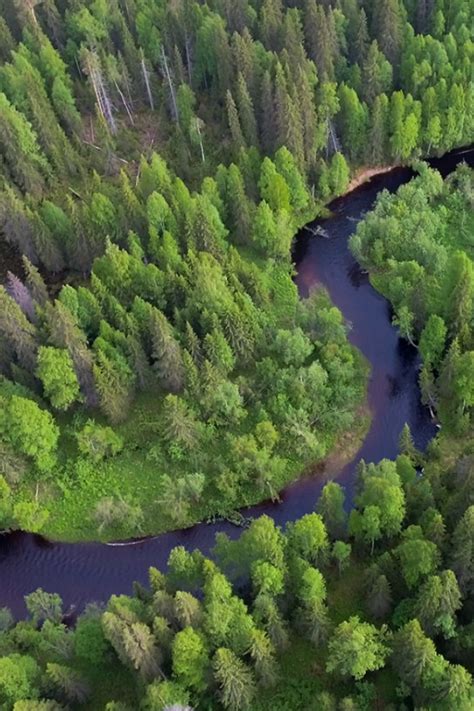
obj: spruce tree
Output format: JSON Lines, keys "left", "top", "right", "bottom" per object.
{"left": 235, "top": 74, "right": 258, "bottom": 148}
{"left": 226, "top": 90, "right": 245, "bottom": 153}
{"left": 213, "top": 647, "right": 256, "bottom": 711}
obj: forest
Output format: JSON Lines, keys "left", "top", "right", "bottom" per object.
{"left": 0, "top": 0, "right": 473, "bottom": 708}
{"left": 0, "top": 431, "right": 472, "bottom": 710}
{"left": 0, "top": 0, "right": 472, "bottom": 539}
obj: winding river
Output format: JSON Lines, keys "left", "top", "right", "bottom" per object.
{"left": 0, "top": 148, "right": 473, "bottom": 618}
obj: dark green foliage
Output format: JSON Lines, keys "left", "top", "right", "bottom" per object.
{"left": 0, "top": 426, "right": 473, "bottom": 707}
{"left": 0, "top": 5, "right": 473, "bottom": 707}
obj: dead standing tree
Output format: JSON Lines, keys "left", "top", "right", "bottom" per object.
{"left": 81, "top": 49, "right": 118, "bottom": 135}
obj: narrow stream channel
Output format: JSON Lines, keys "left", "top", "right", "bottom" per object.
{"left": 0, "top": 148, "right": 472, "bottom": 618}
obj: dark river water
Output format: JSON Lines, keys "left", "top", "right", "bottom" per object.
{"left": 1, "top": 147, "right": 473, "bottom": 618}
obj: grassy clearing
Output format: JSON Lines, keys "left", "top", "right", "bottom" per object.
{"left": 16, "top": 366, "right": 370, "bottom": 542}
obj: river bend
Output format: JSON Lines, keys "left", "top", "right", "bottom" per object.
{"left": 0, "top": 148, "right": 472, "bottom": 617}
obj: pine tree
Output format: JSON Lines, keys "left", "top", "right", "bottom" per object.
{"left": 226, "top": 90, "right": 245, "bottom": 153}
{"left": 150, "top": 308, "right": 185, "bottom": 393}
{"left": 443, "top": 251, "right": 474, "bottom": 338}
{"left": 226, "top": 164, "right": 252, "bottom": 245}
{"left": 259, "top": 70, "right": 275, "bottom": 154}
{"left": 249, "top": 628, "right": 277, "bottom": 687}
{"left": 362, "top": 41, "right": 393, "bottom": 104}
{"left": 162, "top": 394, "right": 199, "bottom": 451}
{"left": 367, "top": 574, "right": 392, "bottom": 619}
{"left": 0, "top": 17, "right": 14, "bottom": 63}
{"left": 259, "top": 158, "right": 291, "bottom": 212}
{"left": 232, "top": 29, "right": 259, "bottom": 101}
{"left": 253, "top": 593, "right": 288, "bottom": 651}
{"left": 283, "top": 8, "right": 307, "bottom": 75}
{"left": 45, "top": 301, "right": 98, "bottom": 408}
{"left": 304, "top": 1, "right": 334, "bottom": 80}
{"left": 373, "top": 0, "right": 404, "bottom": 69}
{"left": 260, "top": 0, "right": 283, "bottom": 52}
{"left": 174, "top": 591, "right": 203, "bottom": 629}
{"left": 450, "top": 506, "right": 474, "bottom": 597}
{"left": 0, "top": 91, "right": 49, "bottom": 195}
{"left": 354, "top": 8, "right": 370, "bottom": 65}
{"left": 399, "top": 423, "right": 417, "bottom": 460}
{"left": 6, "top": 272, "right": 35, "bottom": 323}
{"left": 274, "top": 146, "right": 310, "bottom": 213}
{"left": 93, "top": 346, "right": 134, "bottom": 423}
{"left": 172, "top": 627, "right": 209, "bottom": 692}
{"left": 0, "top": 286, "right": 38, "bottom": 372}
{"left": 317, "top": 482, "right": 347, "bottom": 539}
{"left": 213, "top": 647, "right": 256, "bottom": 711}
{"left": 36, "top": 346, "right": 81, "bottom": 411}
{"left": 235, "top": 74, "right": 258, "bottom": 148}
{"left": 273, "top": 62, "right": 291, "bottom": 152}
{"left": 122, "top": 621, "right": 160, "bottom": 679}
{"left": 415, "top": 570, "right": 461, "bottom": 639}
{"left": 392, "top": 619, "right": 437, "bottom": 689}
{"left": 46, "top": 663, "right": 90, "bottom": 704}
{"left": 367, "top": 93, "right": 389, "bottom": 165}
{"left": 295, "top": 65, "right": 317, "bottom": 170}
{"left": 22, "top": 258, "right": 48, "bottom": 308}
{"left": 5, "top": 52, "right": 79, "bottom": 176}
{"left": 328, "top": 152, "right": 350, "bottom": 196}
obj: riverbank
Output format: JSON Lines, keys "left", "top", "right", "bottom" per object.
{"left": 345, "top": 164, "right": 398, "bottom": 194}
{"left": 0, "top": 156, "right": 443, "bottom": 617}
{"left": 3, "top": 148, "right": 470, "bottom": 546}
{"left": 24, "top": 342, "right": 370, "bottom": 543}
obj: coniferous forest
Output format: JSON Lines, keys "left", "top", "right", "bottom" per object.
{"left": 0, "top": 0, "right": 473, "bottom": 709}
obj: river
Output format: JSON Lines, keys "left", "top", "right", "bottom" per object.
{"left": 0, "top": 148, "right": 472, "bottom": 618}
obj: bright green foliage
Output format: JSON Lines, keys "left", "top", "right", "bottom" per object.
{"left": 25, "top": 588, "right": 62, "bottom": 624}
{"left": 76, "top": 420, "right": 123, "bottom": 462}
{"left": 36, "top": 346, "right": 80, "bottom": 410}
{"left": 258, "top": 158, "right": 291, "bottom": 212}
{"left": 172, "top": 628, "right": 209, "bottom": 693}
{"left": 332, "top": 541, "right": 351, "bottom": 573}
{"left": 317, "top": 482, "right": 347, "bottom": 539}
{"left": 326, "top": 616, "right": 389, "bottom": 680}
{"left": 414, "top": 570, "right": 461, "bottom": 639}
{"left": 0, "top": 654, "right": 41, "bottom": 706}
{"left": 0, "top": 16, "right": 471, "bottom": 711}
{"left": 287, "top": 513, "right": 329, "bottom": 566}
{"left": 419, "top": 315, "right": 447, "bottom": 369}
{"left": 395, "top": 525, "right": 441, "bottom": 588}
{"left": 328, "top": 153, "right": 350, "bottom": 196}
{"left": 0, "top": 396, "right": 59, "bottom": 472}
{"left": 350, "top": 460, "right": 405, "bottom": 549}
{"left": 351, "top": 165, "right": 474, "bottom": 429}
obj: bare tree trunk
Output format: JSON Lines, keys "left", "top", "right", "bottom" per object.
{"left": 114, "top": 80, "right": 135, "bottom": 124}
{"left": 82, "top": 51, "right": 117, "bottom": 134}
{"left": 96, "top": 69, "right": 117, "bottom": 134}
{"left": 160, "top": 46, "right": 179, "bottom": 121}
{"left": 195, "top": 119, "right": 205, "bottom": 163}
{"left": 328, "top": 119, "right": 341, "bottom": 155}
{"left": 140, "top": 49, "right": 154, "bottom": 111}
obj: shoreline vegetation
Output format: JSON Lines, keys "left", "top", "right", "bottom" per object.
{"left": 0, "top": 151, "right": 466, "bottom": 545}
{"left": 0, "top": 1, "right": 473, "bottom": 708}
{"left": 0, "top": 0, "right": 472, "bottom": 549}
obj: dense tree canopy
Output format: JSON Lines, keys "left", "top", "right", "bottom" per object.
{"left": 0, "top": 440, "right": 471, "bottom": 708}
{"left": 0, "top": 1, "right": 473, "bottom": 708}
